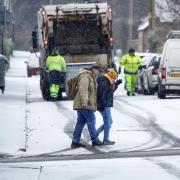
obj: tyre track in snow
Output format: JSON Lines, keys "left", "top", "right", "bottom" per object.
{"left": 114, "top": 97, "right": 180, "bottom": 151}
{"left": 2, "top": 149, "right": 180, "bottom": 163}
{"left": 26, "top": 99, "right": 104, "bottom": 157}
{"left": 5, "top": 96, "right": 180, "bottom": 167}
{"left": 15, "top": 97, "right": 104, "bottom": 160}
{"left": 114, "top": 97, "right": 180, "bottom": 179}
{"left": 2, "top": 99, "right": 180, "bottom": 167}
{"left": 55, "top": 101, "right": 105, "bottom": 154}
{"left": 145, "top": 157, "right": 180, "bottom": 179}
{"left": 114, "top": 100, "right": 171, "bottom": 151}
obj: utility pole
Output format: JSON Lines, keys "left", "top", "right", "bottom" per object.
{"left": 149, "top": 0, "right": 155, "bottom": 30}
{"left": 127, "top": 0, "right": 133, "bottom": 50}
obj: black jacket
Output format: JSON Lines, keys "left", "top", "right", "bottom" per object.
{"left": 97, "top": 76, "right": 119, "bottom": 110}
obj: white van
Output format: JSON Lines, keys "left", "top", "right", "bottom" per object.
{"left": 157, "top": 39, "right": 180, "bottom": 99}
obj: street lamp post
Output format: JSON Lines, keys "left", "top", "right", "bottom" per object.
{"left": 0, "top": 5, "right": 5, "bottom": 55}
{"left": 1, "top": 29, "right": 4, "bottom": 54}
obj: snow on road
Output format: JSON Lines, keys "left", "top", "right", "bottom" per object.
{"left": 0, "top": 53, "right": 27, "bottom": 154}
{"left": 1, "top": 51, "right": 180, "bottom": 179}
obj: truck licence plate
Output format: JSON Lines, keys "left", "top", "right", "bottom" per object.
{"left": 170, "top": 73, "right": 180, "bottom": 77}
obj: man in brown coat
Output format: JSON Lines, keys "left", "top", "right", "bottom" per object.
{"left": 71, "top": 64, "right": 103, "bottom": 148}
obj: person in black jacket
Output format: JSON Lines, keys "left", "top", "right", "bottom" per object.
{"left": 97, "top": 68, "right": 122, "bottom": 145}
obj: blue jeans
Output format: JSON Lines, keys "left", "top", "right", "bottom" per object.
{"left": 97, "top": 107, "right": 112, "bottom": 141}
{"left": 72, "top": 109, "right": 98, "bottom": 142}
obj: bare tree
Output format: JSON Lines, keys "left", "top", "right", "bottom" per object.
{"left": 156, "top": 0, "right": 180, "bottom": 20}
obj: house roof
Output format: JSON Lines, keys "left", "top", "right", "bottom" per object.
{"left": 138, "top": 19, "right": 149, "bottom": 31}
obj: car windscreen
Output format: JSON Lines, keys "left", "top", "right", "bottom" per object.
{"left": 167, "top": 48, "right": 180, "bottom": 67}
{"left": 142, "top": 56, "right": 154, "bottom": 66}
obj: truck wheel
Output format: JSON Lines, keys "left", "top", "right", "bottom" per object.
{"left": 42, "top": 87, "right": 51, "bottom": 100}
{"left": 57, "top": 91, "right": 62, "bottom": 100}
{"left": 27, "top": 73, "right": 32, "bottom": 77}
{"left": 158, "top": 84, "right": 166, "bottom": 99}
{"left": 149, "top": 88, "right": 154, "bottom": 95}
{"left": 144, "top": 89, "right": 149, "bottom": 95}
{"left": 41, "top": 80, "right": 51, "bottom": 101}
{"left": 0, "top": 86, "right": 5, "bottom": 94}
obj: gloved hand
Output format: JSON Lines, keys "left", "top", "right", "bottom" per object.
{"left": 138, "top": 65, "right": 143, "bottom": 70}
{"left": 118, "top": 67, "right": 121, "bottom": 74}
{"left": 100, "top": 106, "right": 105, "bottom": 112}
{"left": 116, "top": 79, "right": 122, "bottom": 86}
{"left": 139, "top": 65, "right": 146, "bottom": 70}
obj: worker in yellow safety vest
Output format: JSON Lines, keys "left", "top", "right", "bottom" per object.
{"left": 118, "top": 49, "right": 143, "bottom": 96}
{"left": 45, "top": 48, "right": 67, "bottom": 100}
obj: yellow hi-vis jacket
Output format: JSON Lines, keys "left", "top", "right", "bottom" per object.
{"left": 119, "top": 54, "right": 143, "bottom": 74}
{"left": 45, "top": 55, "right": 67, "bottom": 72}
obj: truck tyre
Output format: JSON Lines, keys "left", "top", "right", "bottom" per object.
{"left": 27, "top": 72, "right": 32, "bottom": 77}
{"left": 41, "top": 79, "right": 51, "bottom": 101}
{"left": 158, "top": 84, "right": 166, "bottom": 99}
{"left": 144, "top": 89, "right": 149, "bottom": 95}
{"left": 57, "top": 90, "right": 62, "bottom": 100}
{"left": 149, "top": 88, "right": 154, "bottom": 95}
{"left": 0, "top": 86, "right": 5, "bottom": 94}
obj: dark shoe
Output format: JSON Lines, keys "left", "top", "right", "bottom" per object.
{"left": 92, "top": 139, "right": 103, "bottom": 146}
{"left": 132, "top": 93, "right": 136, "bottom": 96}
{"left": 127, "top": 92, "right": 130, "bottom": 96}
{"left": 71, "top": 141, "right": 86, "bottom": 148}
{"left": 103, "top": 139, "right": 115, "bottom": 145}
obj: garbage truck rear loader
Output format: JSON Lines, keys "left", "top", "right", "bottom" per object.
{"left": 32, "top": 2, "right": 114, "bottom": 100}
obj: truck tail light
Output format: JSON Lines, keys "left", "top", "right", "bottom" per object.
{"left": 109, "top": 37, "right": 113, "bottom": 43}
{"left": 41, "top": 9, "right": 46, "bottom": 16}
{"left": 152, "top": 68, "right": 157, "bottom": 75}
{"left": 43, "top": 40, "right": 48, "bottom": 45}
{"left": 108, "top": 7, "right": 112, "bottom": 13}
{"left": 162, "top": 67, "right": 166, "bottom": 79}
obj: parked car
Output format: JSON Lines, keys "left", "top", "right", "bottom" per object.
{"left": 0, "top": 54, "right": 9, "bottom": 93}
{"left": 135, "top": 52, "right": 153, "bottom": 59}
{"left": 145, "top": 55, "right": 161, "bottom": 94}
{"left": 157, "top": 39, "right": 180, "bottom": 99}
{"left": 136, "top": 53, "right": 158, "bottom": 94}
{"left": 26, "top": 52, "right": 40, "bottom": 77}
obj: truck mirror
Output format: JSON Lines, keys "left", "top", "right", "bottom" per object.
{"left": 32, "top": 31, "right": 38, "bottom": 50}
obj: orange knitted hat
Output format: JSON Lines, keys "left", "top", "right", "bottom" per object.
{"left": 107, "top": 68, "right": 118, "bottom": 79}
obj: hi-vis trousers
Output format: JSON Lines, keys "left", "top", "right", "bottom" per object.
{"left": 125, "top": 73, "right": 137, "bottom": 94}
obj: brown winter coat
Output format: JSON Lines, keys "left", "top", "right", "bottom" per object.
{"left": 73, "top": 70, "right": 97, "bottom": 111}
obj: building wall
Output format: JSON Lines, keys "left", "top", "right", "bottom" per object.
{"left": 138, "top": 31, "right": 143, "bottom": 52}
{"left": 138, "top": 28, "right": 149, "bottom": 52}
